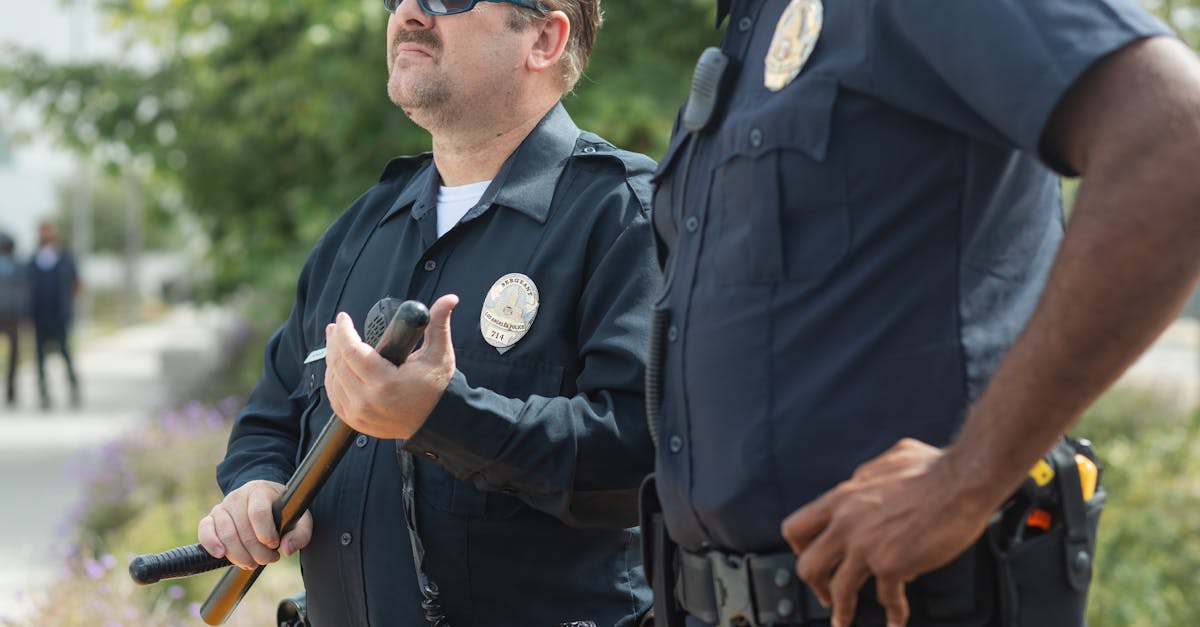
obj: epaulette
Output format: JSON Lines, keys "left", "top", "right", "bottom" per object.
{"left": 572, "top": 133, "right": 657, "bottom": 180}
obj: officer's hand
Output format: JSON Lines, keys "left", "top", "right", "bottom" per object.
{"left": 326, "top": 294, "right": 459, "bottom": 440}
{"left": 197, "top": 480, "right": 314, "bottom": 570}
{"left": 780, "top": 439, "right": 995, "bottom": 627}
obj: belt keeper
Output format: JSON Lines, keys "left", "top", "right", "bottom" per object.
{"left": 708, "top": 552, "right": 756, "bottom": 626}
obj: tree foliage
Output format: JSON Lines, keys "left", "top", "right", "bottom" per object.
{"left": 0, "top": 0, "right": 716, "bottom": 310}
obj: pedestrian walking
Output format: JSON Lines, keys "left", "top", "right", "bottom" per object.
{"left": 29, "top": 221, "right": 81, "bottom": 409}
{"left": 0, "top": 232, "right": 27, "bottom": 407}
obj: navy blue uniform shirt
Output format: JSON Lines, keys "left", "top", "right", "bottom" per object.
{"left": 651, "top": 0, "right": 1169, "bottom": 588}
{"left": 219, "top": 103, "right": 657, "bottom": 627}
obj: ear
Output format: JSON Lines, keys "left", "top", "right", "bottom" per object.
{"left": 526, "top": 10, "right": 570, "bottom": 74}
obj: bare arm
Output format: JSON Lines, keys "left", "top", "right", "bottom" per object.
{"left": 948, "top": 35, "right": 1200, "bottom": 521}
{"left": 783, "top": 36, "right": 1200, "bottom": 627}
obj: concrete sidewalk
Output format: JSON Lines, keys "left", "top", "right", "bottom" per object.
{"left": 1120, "top": 317, "right": 1200, "bottom": 410}
{"left": 0, "top": 306, "right": 229, "bottom": 619}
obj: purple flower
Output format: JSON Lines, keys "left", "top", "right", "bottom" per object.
{"left": 188, "top": 602, "right": 202, "bottom": 617}
{"left": 100, "top": 553, "right": 117, "bottom": 570}
{"left": 168, "top": 584, "right": 185, "bottom": 600}
{"left": 83, "top": 557, "right": 106, "bottom": 580}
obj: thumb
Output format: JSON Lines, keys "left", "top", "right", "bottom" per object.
{"left": 421, "top": 294, "right": 459, "bottom": 359}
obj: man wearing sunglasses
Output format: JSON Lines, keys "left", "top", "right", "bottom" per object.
{"left": 199, "top": 1, "right": 656, "bottom": 625}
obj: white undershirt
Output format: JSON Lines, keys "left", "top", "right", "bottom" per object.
{"left": 436, "top": 180, "right": 492, "bottom": 238}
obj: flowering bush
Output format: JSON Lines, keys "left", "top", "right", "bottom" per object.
{"left": 3, "top": 399, "right": 301, "bottom": 627}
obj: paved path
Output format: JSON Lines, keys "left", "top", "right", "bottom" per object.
{"left": 0, "top": 306, "right": 227, "bottom": 619}
{"left": 1121, "top": 317, "right": 1200, "bottom": 410}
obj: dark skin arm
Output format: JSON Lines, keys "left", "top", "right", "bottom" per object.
{"left": 781, "top": 36, "right": 1200, "bottom": 627}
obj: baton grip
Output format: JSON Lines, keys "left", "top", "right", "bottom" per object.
{"left": 129, "top": 543, "right": 230, "bottom": 585}
{"left": 200, "top": 299, "right": 430, "bottom": 625}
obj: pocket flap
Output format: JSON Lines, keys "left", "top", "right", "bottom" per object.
{"left": 721, "top": 74, "right": 837, "bottom": 163}
{"left": 288, "top": 359, "right": 327, "bottom": 401}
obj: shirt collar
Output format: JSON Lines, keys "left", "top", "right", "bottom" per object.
{"left": 385, "top": 102, "right": 580, "bottom": 225}
{"left": 717, "top": 0, "right": 731, "bottom": 27}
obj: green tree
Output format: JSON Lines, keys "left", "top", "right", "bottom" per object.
{"left": 53, "top": 169, "right": 184, "bottom": 254}
{"left": 1, "top": 0, "right": 716, "bottom": 316}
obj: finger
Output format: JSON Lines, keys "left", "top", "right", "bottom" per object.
{"left": 246, "top": 486, "right": 280, "bottom": 549}
{"left": 281, "top": 511, "right": 314, "bottom": 557}
{"left": 782, "top": 492, "right": 835, "bottom": 556}
{"left": 329, "top": 312, "right": 376, "bottom": 382}
{"left": 197, "top": 514, "right": 224, "bottom": 558}
{"left": 211, "top": 506, "right": 255, "bottom": 569}
{"left": 876, "top": 576, "right": 911, "bottom": 627}
{"left": 419, "top": 294, "right": 459, "bottom": 359}
{"left": 828, "top": 557, "right": 869, "bottom": 627}
{"left": 325, "top": 352, "right": 347, "bottom": 417}
{"left": 795, "top": 528, "right": 842, "bottom": 609}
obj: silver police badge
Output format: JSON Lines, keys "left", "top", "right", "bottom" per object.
{"left": 764, "top": 0, "right": 823, "bottom": 92}
{"left": 480, "top": 273, "right": 540, "bottom": 354}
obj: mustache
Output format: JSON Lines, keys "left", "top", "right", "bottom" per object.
{"left": 392, "top": 30, "right": 442, "bottom": 54}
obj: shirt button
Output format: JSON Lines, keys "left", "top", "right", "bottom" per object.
{"left": 582, "top": 146, "right": 596, "bottom": 154}
{"left": 424, "top": 451, "right": 439, "bottom": 460}
{"left": 339, "top": 532, "right": 353, "bottom": 546}
{"left": 667, "top": 325, "right": 678, "bottom": 342}
{"left": 423, "top": 259, "right": 437, "bottom": 272}
{"left": 355, "top": 434, "right": 369, "bottom": 448}
{"left": 668, "top": 435, "right": 683, "bottom": 453}
{"left": 750, "top": 128, "right": 763, "bottom": 148}
{"left": 738, "top": 16, "right": 753, "bottom": 32}
{"left": 685, "top": 216, "right": 699, "bottom": 233}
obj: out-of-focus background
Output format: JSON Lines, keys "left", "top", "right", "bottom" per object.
{"left": 0, "top": 1, "right": 1196, "bottom": 625}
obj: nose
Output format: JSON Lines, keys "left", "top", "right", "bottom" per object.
{"left": 391, "top": 0, "right": 434, "bottom": 28}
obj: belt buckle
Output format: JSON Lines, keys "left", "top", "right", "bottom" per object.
{"left": 707, "top": 552, "right": 758, "bottom": 627}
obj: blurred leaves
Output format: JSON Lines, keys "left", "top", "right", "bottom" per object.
{"left": 1076, "top": 388, "right": 1200, "bottom": 627}
{"left": 0, "top": 0, "right": 716, "bottom": 313}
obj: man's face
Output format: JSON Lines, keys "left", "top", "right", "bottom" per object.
{"left": 386, "top": 0, "right": 534, "bottom": 120}
{"left": 39, "top": 223, "right": 58, "bottom": 247}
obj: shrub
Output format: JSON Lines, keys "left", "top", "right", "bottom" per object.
{"left": 3, "top": 399, "right": 301, "bottom": 626}
{"left": 1080, "top": 387, "right": 1200, "bottom": 626}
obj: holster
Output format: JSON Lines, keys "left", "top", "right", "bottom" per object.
{"left": 640, "top": 474, "right": 685, "bottom": 627}
{"left": 638, "top": 436, "right": 1104, "bottom": 627}
{"left": 988, "top": 438, "right": 1105, "bottom": 627}
{"left": 277, "top": 591, "right": 310, "bottom": 627}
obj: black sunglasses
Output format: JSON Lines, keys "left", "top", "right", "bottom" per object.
{"left": 385, "top": 0, "right": 548, "bottom": 16}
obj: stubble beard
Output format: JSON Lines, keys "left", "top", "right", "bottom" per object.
{"left": 387, "top": 31, "right": 452, "bottom": 122}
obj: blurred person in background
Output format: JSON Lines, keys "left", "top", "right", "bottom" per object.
{"left": 30, "top": 220, "right": 80, "bottom": 409}
{"left": 0, "top": 232, "right": 27, "bottom": 407}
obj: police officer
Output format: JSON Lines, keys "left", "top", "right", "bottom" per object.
{"left": 197, "top": 1, "right": 656, "bottom": 625}
{"left": 648, "top": 0, "right": 1200, "bottom": 625}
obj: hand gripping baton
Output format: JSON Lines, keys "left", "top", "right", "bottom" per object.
{"left": 128, "top": 298, "right": 430, "bottom": 625}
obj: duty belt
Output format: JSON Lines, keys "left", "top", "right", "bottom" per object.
{"left": 676, "top": 549, "right": 832, "bottom": 626}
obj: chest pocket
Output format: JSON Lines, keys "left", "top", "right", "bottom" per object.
{"left": 415, "top": 347, "right": 566, "bottom": 519}
{"left": 710, "top": 74, "right": 847, "bottom": 285}
{"left": 288, "top": 358, "right": 328, "bottom": 468}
